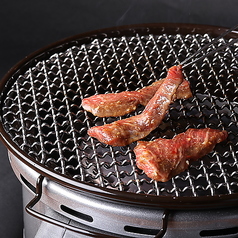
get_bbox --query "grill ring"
[1,23,238,209]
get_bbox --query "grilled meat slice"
[134,128,228,182]
[82,74,192,117]
[88,65,188,146]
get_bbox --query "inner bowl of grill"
[1,23,238,209]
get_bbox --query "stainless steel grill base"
[23,188,99,238]
[10,151,238,238]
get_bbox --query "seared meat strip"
[134,128,228,182]
[88,65,188,146]
[82,74,192,117]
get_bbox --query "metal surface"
[181,23,238,68]
[12,152,238,238]
[10,151,166,237]
[1,23,238,208]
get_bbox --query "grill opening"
[200,226,238,237]
[20,174,36,193]
[60,205,93,223]
[124,225,160,235]
[1,24,238,206]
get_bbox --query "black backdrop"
[0,1,237,237]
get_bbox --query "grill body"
[11,151,238,238]
[1,23,238,237]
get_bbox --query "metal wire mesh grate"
[2,26,238,198]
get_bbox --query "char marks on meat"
[134,128,228,182]
[82,72,192,117]
[88,65,190,146]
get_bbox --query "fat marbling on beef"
[88,65,190,146]
[82,74,191,117]
[134,128,228,182]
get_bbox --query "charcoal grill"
[1,23,238,237]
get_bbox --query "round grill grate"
[1,24,238,200]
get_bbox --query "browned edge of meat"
[81,70,192,117]
[88,65,188,146]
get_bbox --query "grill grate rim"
[2,28,238,198]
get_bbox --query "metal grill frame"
[1,23,238,210]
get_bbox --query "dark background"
[0,1,237,237]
